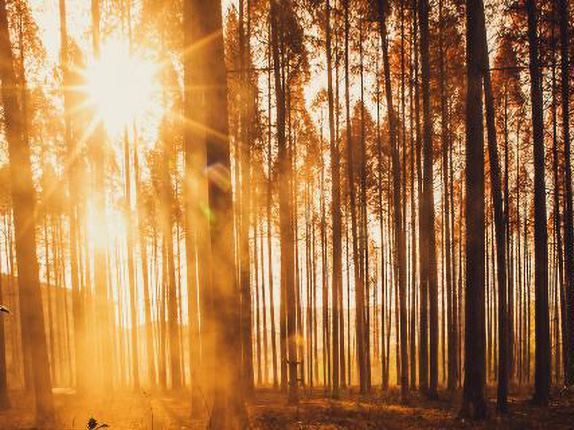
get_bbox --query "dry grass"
[1,386,573,429]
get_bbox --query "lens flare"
[83,41,159,134]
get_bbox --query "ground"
[1,387,573,429]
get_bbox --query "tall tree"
[91,0,113,392]
[238,0,254,396]
[418,0,438,399]
[326,0,342,398]
[375,0,408,398]
[58,0,88,393]
[461,0,487,419]
[525,0,550,405]
[477,0,508,411]
[0,260,8,409]
[559,0,574,387]
[0,0,54,421]
[186,0,248,427]
[270,0,298,404]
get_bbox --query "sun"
[83,41,159,135]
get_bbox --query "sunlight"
[83,41,159,135]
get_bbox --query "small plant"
[87,417,108,429]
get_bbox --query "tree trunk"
[461,0,487,418]
[270,0,298,405]
[266,31,278,389]
[376,0,408,398]
[418,0,438,399]
[0,256,8,409]
[525,0,551,405]
[187,0,248,426]
[558,0,574,387]
[238,0,254,396]
[0,0,54,420]
[438,0,455,392]
[123,131,140,390]
[326,0,342,398]
[478,5,508,410]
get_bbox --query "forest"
[0,0,572,428]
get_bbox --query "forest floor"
[1,386,574,429]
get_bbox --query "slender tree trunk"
[326,0,342,398]
[266,32,278,389]
[376,0,408,398]
[477,5,508,410]
[418,0,438,399]
[558,0,574,387]
[0,256,8,409]
[343,0,366,394]
[58,0,87,392]
[91,0,113,393]
[270,0,298,404]
[238,0,254,396]
[525,0,551,405]
[123,130,140,390]
[413,0,427,393]
[438,0,455,391]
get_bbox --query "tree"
[418,0,438,399]
[0,0,54,421]
[0,262,8,410]
[237,0,255,397]
[375,0,408,399]
[186,0,248,427]
[90,0,113,392]
[58,0,88,393]
[525,0,550,405]
[559,0,574,387]
[326,0,343,398]
[477,0,508,411]
[461,0,487,419]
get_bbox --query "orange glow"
[82,41,159,135]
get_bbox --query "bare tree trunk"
[0,0,54,420]
[461,0,487,418]
[342,0,366,394]
[524,0,550,404]
[476,4,508,409]
[438,0,455,392]
[270,0,298,405]
[123,130,140,390]
[266,32,278,389]
[418,0,438,399]
[238,0,254,396]
[326,0,342,398]
[375,57,388,391]
[187,0,247,427]
[0,256,8,409]
[90,0,113,393]
[558,0,574,387]
[57,0,87,392]
[376,0,408,398]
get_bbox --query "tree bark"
[187,0,248,427]
[0,0,54,420]
[326,0,342,398]
[477,4,508,411]
[376,0,408,398]
[558,0,574,387]
[461,0,487,418]
[270,0,298,404]
[525,0,551,405]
